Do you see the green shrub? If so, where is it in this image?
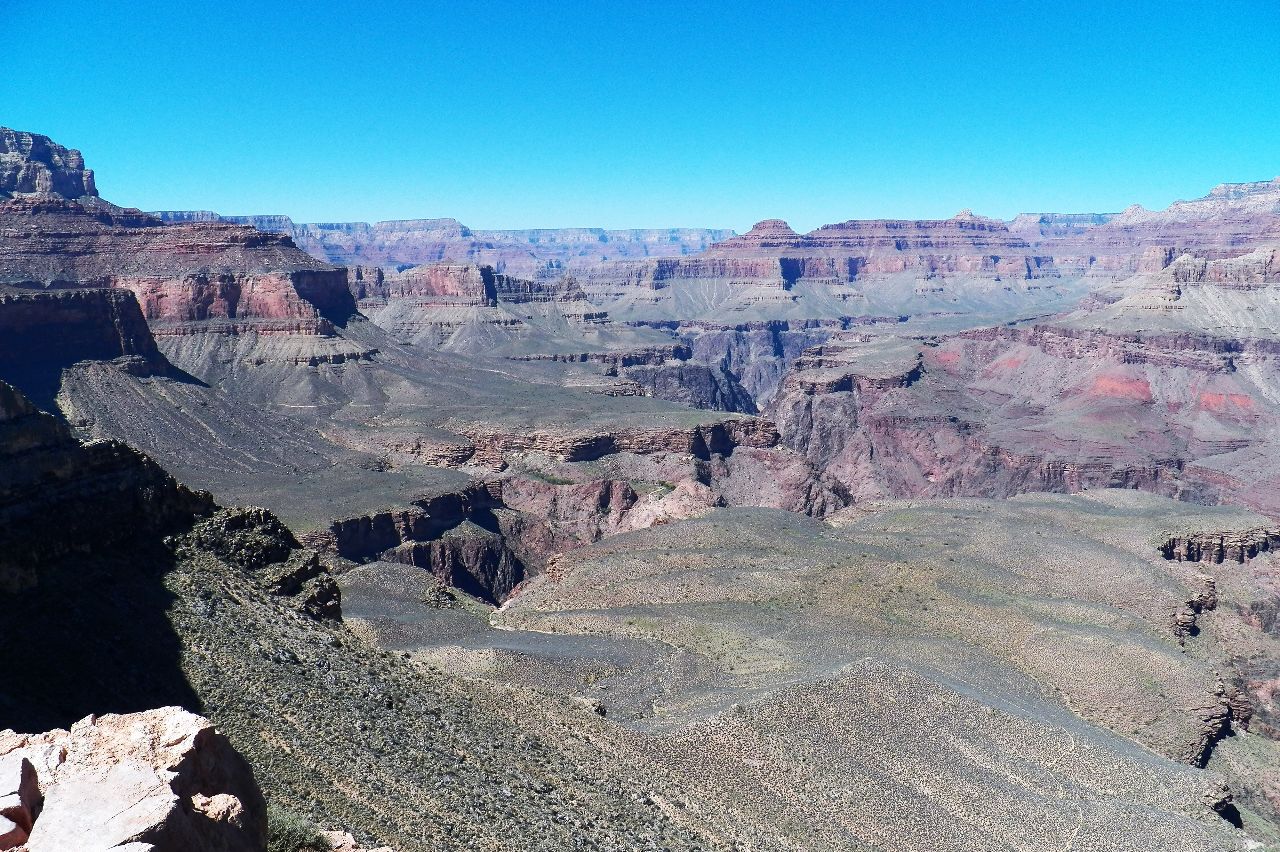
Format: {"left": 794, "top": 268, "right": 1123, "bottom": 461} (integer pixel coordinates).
{"left": 267, "top": 804, "right": 328, "bottom": 852}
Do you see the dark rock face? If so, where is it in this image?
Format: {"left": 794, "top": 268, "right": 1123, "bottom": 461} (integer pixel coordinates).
{"left": 0, "top": 287, "right": 172, "bottom": 408}
{"left": 384, "top": 525, "right": 524, "bottom": 604}
{"left": 0, "top": 128, "right": 97, "bottom": 199}
{"left": 0, "top": 379, "right": 212, "bottom": 592}
{"left": 622, "top": 362, "right": 757, "bottom": 413}
{"left": 305, "top": 483, "right": 526, "bottom": 603}
{"left": 1162, "top": 529, "right": 1280, "bottom": 563}
{"left": 683, "top": 319, "right": 847, "bottom": 405}
{"left": 176, "top": 507, "right": 342, "bottom": 619}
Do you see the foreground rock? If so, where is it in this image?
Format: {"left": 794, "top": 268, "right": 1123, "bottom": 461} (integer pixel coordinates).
{"left": 0, "top": 707, "right": 265, "bottom": 851}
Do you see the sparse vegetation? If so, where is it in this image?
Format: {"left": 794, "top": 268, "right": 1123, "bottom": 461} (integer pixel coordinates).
{"left": 267, "top": 804, "right": 328, "bottom": 852}
{"left": 520, "top": 469, "right": 575, "bottom": 486}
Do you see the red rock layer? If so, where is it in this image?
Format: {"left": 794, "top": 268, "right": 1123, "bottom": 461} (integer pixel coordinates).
{"left": 0, "top": 197, "right": 355, "bottom": 336}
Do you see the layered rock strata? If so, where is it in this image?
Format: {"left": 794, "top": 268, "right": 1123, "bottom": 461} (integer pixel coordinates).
{"left": 771, "top": 247, "right": 1280, "bottom": 514}
{"left": 154, "top": 211, "right": 734, "bottom": 277}
{"left": 0, "top": 129, "right": 97, "bottom": 200}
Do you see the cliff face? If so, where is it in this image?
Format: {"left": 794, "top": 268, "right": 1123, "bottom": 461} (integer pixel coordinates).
{"left": 1028, "top": 180, "right": 1280, "bottom": 278}
{"left": 579, "top": 181, "right": 1280, "bottom": 325}
{"left": 771, "top": 248, "right": 1280, "bottom": 514}
{"left": 0, "top": 127, "right": 357, "bottom": 353}
{"left": 153, "top": 210, "right": 734, "bottom": 278}
{"left": 0, "top": 196, "right": 356, "bottom": 337}
{"left": 0, "top": 379, "right": 211, "bottom": 592}
{"left": 642, "top": 212, "right": 1056, "bottom": 286}
{"left": 0, "top": 133, "right": 369, "bottom": 396}
{"left": 0, "top": 128, "right": 97, "bottom": 200}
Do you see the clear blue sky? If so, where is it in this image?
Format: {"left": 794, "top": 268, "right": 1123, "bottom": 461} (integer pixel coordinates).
{"left": 4, "top": 0, "right": 1278, "bottom": 231}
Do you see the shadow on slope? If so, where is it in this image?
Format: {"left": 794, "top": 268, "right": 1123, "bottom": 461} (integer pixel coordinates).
{"left": 0, "top": 544, "right": 201, "bottom": 732}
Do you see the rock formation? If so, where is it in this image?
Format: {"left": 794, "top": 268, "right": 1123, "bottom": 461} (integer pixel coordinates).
{"left": 770, "top": 246, "right": 1280, "bottom": 515}
{"left": 0, "top": 129, "right": 97, "bottom": 201}
{"left": 6, "top": 123, "right": 1280, "bottom": 848}
{"left": 153, "top": 211, "right": 734, "bottom": 278}
{"left": 0, "top": 707, "right": 266, "bottom": 851}
{"left": 0, "top": 378, "right": 210, "bottom": 592}
{"left": 0, "top": 196, "right": 355, "bottom": 335}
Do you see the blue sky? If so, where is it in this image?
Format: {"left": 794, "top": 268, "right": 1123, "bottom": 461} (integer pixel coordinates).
{"left": 4, "top": 0, "right": 1278, "bottom": 231}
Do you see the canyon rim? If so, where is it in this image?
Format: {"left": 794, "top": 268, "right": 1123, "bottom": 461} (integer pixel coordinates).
{"left": 4, "top": 2, "right": 1280, "bottom": 850}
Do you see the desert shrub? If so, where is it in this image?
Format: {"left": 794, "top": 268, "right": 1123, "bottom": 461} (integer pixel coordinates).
{"left": 267, "top": 803, "right": 328, "bottom": 852}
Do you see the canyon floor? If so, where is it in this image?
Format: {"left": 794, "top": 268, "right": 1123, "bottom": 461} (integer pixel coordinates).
{"left": 3, "top": 126, "right": 1280, "bottom": 850}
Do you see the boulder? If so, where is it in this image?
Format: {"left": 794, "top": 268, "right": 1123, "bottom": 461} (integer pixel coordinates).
{"left": 0, "top": 707, "right": 266, "bottom": 852}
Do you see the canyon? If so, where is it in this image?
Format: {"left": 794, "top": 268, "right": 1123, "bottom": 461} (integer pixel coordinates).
{"left": 3, "top": 124, "right": 1280, "bottom": 849}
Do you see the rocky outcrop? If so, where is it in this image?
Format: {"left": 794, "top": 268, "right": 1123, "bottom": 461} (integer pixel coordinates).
{"left": 323, "top": 830, "right": 394, "bottom": 852}
{"left": 1182, "top": 676, "right": 1254, "bottom": 767}
{"left": 499, "top": 477, "right": 722, "bottom": 547}
{"left": 579, "top": 256, "right": 805, "bottom": 290}
{"left": 175, "top": 508, "right": 341, "bottom": 619}
{"left": 576, "top": 179, "right": 1280, "bottom": 316}
{"left": 0, "top": 129, "right": 96, "bottom": 200}
{"left": 304, "top": 483, "right": 528, "bottom": 602}
{"left": 382, "top": 522, "right": 524, "bottom": 603}
{"left": 0, "top": 379, "right": 211, "bottom": 592}
{"left": 511, "top": 345, "right": 757, "bottom": 412}
{"left": 0, "top": 707, "right": 266, "bottom": 851}
{"left": 492, "top": 272, "right": 590, "bottom": 304}
{"left": 1172, "top": 574, "right": 1218, "bottom": 644}
{"left": 1160, "top": 528, "right": 1280, "bottom": 563}
{"left": 622, "top": 363, "right": 757, "bottom": 412}
{"left": 308, "top": 483, "right": 500, "bottom": 559}
{"left": 463, "top": 417, "right": 779, "bottom": 468}
{"left": 510, "top": 344, "right": 693, "bottom": 369}
{"left": 679, "top": 319, "right": 851, "bottom": 405}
